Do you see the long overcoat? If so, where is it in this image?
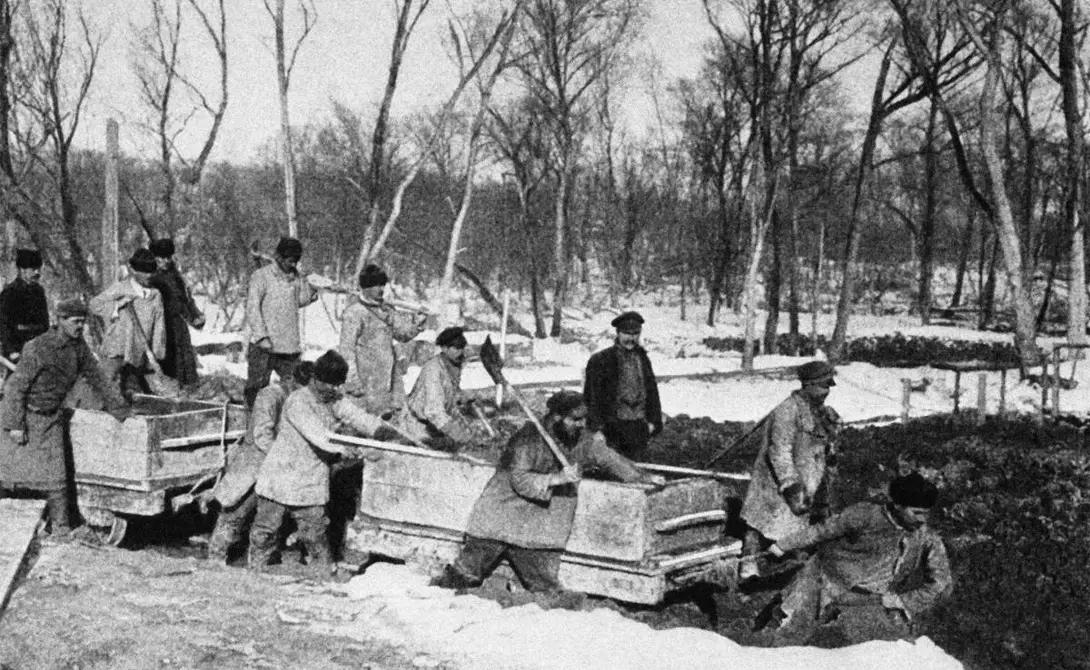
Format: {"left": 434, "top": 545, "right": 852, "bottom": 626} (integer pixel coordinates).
{"left": 0, "top": 277, "right": 49, "bottom": 358}
{"left": 338, "top": 296, "right": 422, "bottom": 414}
{"left": 740, "top": 391, "right": 839, "bottom": 541}
{"left": 150, "top": 263, "right": 203, "bottom": 386}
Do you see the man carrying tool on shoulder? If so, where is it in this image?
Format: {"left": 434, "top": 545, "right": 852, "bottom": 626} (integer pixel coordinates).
{"left": 0, "top": 299, "right": 130, "bottom": 539}
{"left": 207, "top": 360, "right": 314, "bottom": 564}
{"left": 738, "top": 360, "right": 841, "bottom": 581}
{"left": 431, "top": 391, "right": 663, "bottom": 598}
{"left": 248, "top": 350, "right": 384, "bottom": 579}
{"left": 398, "top": 326, "right": 482, "bottom": 451}
{"left": 89, "top": 248, "right": 167, "bottom": 400}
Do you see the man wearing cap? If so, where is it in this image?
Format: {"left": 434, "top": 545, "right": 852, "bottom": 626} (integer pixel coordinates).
{"left": 432, "top": 391, "right": 663, "bottom": 595}
{"left": 89, "top": 248, "right": 167, "bottom": 399}
{"left": 0, "top": 248, "right": 49, "bottom": 367}
{"left": 248, "top": 350, "right": 384, "bottom": 578}
{"left": 763, "top": 472, "right": 953, "bottom": 646}
{"left": 739, "top": 360, "right": 841, "bottom": 580}
{"left": 0, "top": 299, "right": 128, "bottom": 536}
{"left": 583, "top": 311, "right": 663, "bottom": 459}
{"left": 398, "top": 326, "right": 479, "bottom": 450}
{"left": 148, "top": 238, "right": 205, "bottom": 388}
{"left": 244, "top": 236, "right": 319, "bottom": 407}
{"left": 338, "top": 263, "right": 426, "bottom": 417}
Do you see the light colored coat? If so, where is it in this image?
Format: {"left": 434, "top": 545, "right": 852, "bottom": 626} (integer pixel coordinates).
{"left": 245, "top": 263, "right": 318, "bottom": 354}
{"left": 338, "top": 297, "right": 422, "bottom": 413}
{"left": 89, "top": 277, "right": 166, "bottom": 365}
{"left": 399, "top": 353, "right": 473, "bottom": 443}
{"left": 741, "top": 391, "right": 839, "bottom": 541}
{"left": 213, "top": 384, "right": 285, "bottom": 507}
{"left": 255, "top": 386, "right": 381, "bottom": 506}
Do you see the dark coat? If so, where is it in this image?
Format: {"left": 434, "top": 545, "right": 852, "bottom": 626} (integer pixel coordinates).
{"left": 149, "top": 263, "right": 203, "bottom": 386}
{"left": 583, "top": 344, "right": 662, "bottom": 435}
{"left": 0, "top": 278, "right": 49, "bottom": 358}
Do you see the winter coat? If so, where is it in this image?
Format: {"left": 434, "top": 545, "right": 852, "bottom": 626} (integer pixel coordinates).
{"left": 0, "top": 277, "right": 49, "bottom": 358}
{"left": 89, "top": 277, "right": 167, "bottom": 366}
{"left": 338, "top": 296, "right": 423, "bottom": 414}
{"left": 777, "top": 502, "right": 953, "bottom": 619}
{"left": 245, "top": 263, "right": 318, "bottom": 354}
{"left": 213, "top": 384, "right": 286, "bottom": 507}
{"left": 149, "top": 263, "right": 203, "bottom": 386}
{"left": 255, "top": 386, "right": 382, "bottom": 506}
{"left": 741, "top": 391, "right": 840, "bottom": 541}
{"left": 465, "top": 418, "right": 646, "bottom": 549}
{"left": 583, "top": 344, "right": 662, "bottom": 435}
{"left": 398, "top": 354, "right": 474, "bottom": 444}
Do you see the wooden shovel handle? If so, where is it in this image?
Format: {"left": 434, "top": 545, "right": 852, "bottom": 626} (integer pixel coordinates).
{"left": 501, "top": 380, "right": 571, "bottom": 469}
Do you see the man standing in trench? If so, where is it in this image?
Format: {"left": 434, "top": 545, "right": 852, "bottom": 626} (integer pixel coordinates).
{"left": 0, "top": 299, "right": 129, "bottom": 536}
{"left": 739, "top": 360, "right": 841, "bottom": 581}
{"left": 583, "top": 311, "right": 663, "bottom": 460}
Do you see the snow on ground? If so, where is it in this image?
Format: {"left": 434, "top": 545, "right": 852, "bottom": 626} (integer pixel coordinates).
{"left": 310, "top": 563, "right": 963, "bottom": 670}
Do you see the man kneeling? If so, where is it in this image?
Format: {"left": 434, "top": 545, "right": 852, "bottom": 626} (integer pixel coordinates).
{"left": 432, "top": 391, "right": 662, "bottom": 595}
{"left": 764, "top": 472, "right": 953, "bottom": 646}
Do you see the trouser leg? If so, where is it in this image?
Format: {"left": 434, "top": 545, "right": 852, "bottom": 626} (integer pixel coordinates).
{"left": 291, "top": 504, "right": 332, "bottom": 576}
{"left": 100, "top": 357, "right": 126, "bottom": 401}
{"left": 209, "top": 491, "right": 258, "bottom": 561}
{"left": 771, "top": 557, "right": 822, "bottom": 647}
{"left": 248, "top": 496, "right": 286, "bottom": 569}
{"left": 44, "top": 487, "right": 71, "bottom": 532}
{"left": 507, "top": 546, "right": 563, "bottom": 592}
{"left": 244, "top": 346, "right": 273, "bottom": 408}
{"left": 604, "top": 420, "right": 650, "bottom": 459}
{"left": 449, "top": 535, "right": 507, "bottom": 585}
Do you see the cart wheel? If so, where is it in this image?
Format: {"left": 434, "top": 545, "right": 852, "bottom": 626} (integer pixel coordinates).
{"left": 83, "top": 508, "right": 129, "bottom": 547}
{"left": 102, "top": 515, "right": 128, "bottom": 547}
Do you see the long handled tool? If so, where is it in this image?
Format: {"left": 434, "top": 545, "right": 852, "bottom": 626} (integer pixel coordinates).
{"left": 123, "top": 301, "right": 181, "bottom": 398}
{"left": 479, "top": 335, "right": 570, "bottom": 468}
{"left": 702, "top": 414, "right": 770, "bottom": 469}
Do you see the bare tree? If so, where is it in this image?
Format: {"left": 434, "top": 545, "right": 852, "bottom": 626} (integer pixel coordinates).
{"left": 131, "top": 0, "right": 228, "bottom": 235}
{"left": 262, "top": 0, "right": 315, "bottom": 237}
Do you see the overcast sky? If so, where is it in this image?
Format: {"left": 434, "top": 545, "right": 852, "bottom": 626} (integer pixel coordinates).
{"left": 76, "top": 0, "right": 729, "bottom": 164}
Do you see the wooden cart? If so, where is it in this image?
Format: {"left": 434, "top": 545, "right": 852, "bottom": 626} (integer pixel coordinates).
{"left": 70, "top": 395, "right": 249, "bottom": 545}
{"left": 340, "top": 436, "right": 743, "bottom": 605}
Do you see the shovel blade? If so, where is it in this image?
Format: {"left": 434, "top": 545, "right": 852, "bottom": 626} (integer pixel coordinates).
{"left": 479, "top": 335, "right": 505, "bottom": 385}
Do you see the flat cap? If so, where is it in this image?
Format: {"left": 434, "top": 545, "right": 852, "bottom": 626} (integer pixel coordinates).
{"left": 275, "top": 237, "right": 303, "bottom": 259}
{"left": 15, "top": 248, "right": 42, "bottom": 269}
{"left": 797, "top": 360, "right": 836, "bottom": 386}
{"left": 55, "top": 298, "right": 89, "bottom": 319}
{"left": 889, "top": 472, "right": 939, "bottom": 508}
{"left": 611, "top": 311, "right": 645, "bottom": 332}
{"left": 128, "top": 248, "right": 157, "bottom": 273}
{"left": 435, "top": 326, "right": 467, "bottom": 348}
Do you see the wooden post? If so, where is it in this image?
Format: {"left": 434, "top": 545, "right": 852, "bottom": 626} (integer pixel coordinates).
{"left": 952, "top": 371, "right": 961, "bottom": 413}
{"left": 100, "top": 119, "right": 120, "bottom": 288}
{"left": 495, "top": 288, "right": 511, "bottom": 408}
{"left": 1041, "top": 354, "right": 1049, "bottom": 418}
{"left": 901, "top": 378, "right": 911, "bottom": 423}
{"left": 1053, "top": 344, "right": 1063, "bottom": 416}
{"left": 999, "top": 369, "right": 1007, "bottom": 414}
{"left": 976, "top": 373, "right": 987, "bottom": 425}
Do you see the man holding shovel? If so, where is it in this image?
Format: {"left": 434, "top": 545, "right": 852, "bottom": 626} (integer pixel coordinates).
{"left": 398, "top": 326, "right": 480, "bottom": 451}
{"left": 1, "top": 299, "right": 129, "bottom": 537}
{"left": 432, "top": 391, "right": 662, "bottom": 595}
{"left": 89, "top": 248, "right": 167, "bottom": 400}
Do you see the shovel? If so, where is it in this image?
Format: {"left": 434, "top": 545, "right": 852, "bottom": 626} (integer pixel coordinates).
{"left": 479, "top": 335, "right": 570, "bottom": 468}
{"left": 123, "top": 301, "right": 181, "bottom": 398}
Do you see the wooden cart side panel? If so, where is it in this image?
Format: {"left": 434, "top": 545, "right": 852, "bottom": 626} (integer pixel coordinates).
{"left": 70, "top": 411, "right": 151, "bottom": 481}
{"left": 567, "top": 481, "right": 649, "bottom": 562}
{"left": 643, "top": 478, "right": 730, "bottom": 555}
{"left": 359, "top": 454, "right": 494, "bottom": 531}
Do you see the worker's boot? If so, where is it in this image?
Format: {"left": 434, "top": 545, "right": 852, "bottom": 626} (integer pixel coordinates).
{"left": 739, "top": 528, "right": 763, "bottom": 581}
{"left": 430, "top": 564, "right": 481, "bottom": 590}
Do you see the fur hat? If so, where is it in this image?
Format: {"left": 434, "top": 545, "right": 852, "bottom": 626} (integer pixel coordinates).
{"left": 889, "top": 472, "right": 939, "bottom": 508}
{"left": 150, "top": 238, "right": 175, "bottom": 258}
{"left": 128, "top": 248, "right": 157, "bottom": 273}
{"left": 55, "top": 298, "right": 89, "bottom": 319}
{"left": 358, "top": 264, "right": 389, "bottom": 290}
{"left": 797, "top": 361, "right": 836, "bottom": 386}
{"left": 292, "top": 360, "right": 315, "bottom": 386}
{"left": 312, "top": 350, "right": 348, "bottom": 386}
{"left": 275, "top": 236, "right": 303, "bottom": 259}
{"left": 435, "top": 326, "right": 467, "bottom": 348}
{"left": 546, "top": 391, "right": 585, "bottom": 417}
{"left": 15, "top": 248, "right": 43, "bottom": 270}
{"left": 611, "top": 311, "right": 644, "bottom": 332}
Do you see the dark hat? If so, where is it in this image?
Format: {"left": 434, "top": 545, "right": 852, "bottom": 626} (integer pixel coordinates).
{"left": 150, "top": 238, "right": 175, "bottom": 258}
{"left": 292, "top": 360, "right": 315, "bottom": 386}
{"left": 55, "top": 298, "right": 89, "bottom": 319}
{"left": 546, "top": 390, "right": 585, "bottom": 417}
{"left": 889, "top": 472, "right": 939, "bottom": 509}
{"left": 128, "top": 248, "right": 157, "bottom": 273}
{"left": 275, "top": 236, "right": 303, "bottom": 259}
{"left": 15, "top": 248, "right": 42, "bottom": 269}
{"left": 436, "top": 326, "right": 467, "bottom": 348}
{"left": 313, "top": 350, "right": 348, "bottom": 386}
{"left": 797, "top": 360, "right": 836, "bottom": 386}
{"left": 358, "top": 264, "right": 389, "bottom": 289}
{"left": 611, "top": 311, "right": 645, "bottom": 332}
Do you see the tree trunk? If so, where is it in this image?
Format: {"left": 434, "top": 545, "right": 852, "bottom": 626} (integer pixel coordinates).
{"left": 549, "top": 158, "right": 571, "bottom": 338}
{"left": 1060, "top": 0, "right": 1086, "bottom": 344}
{"left": 272, "top": 0, "right": 298, "bottom": 237}
{"left": 918, "top": 98, "right": 939, "bottom": 325}
{"left": 950, "top": 210, "right": 974, "bottom": 308}
{"left": 762, "top": 208, "right": 782, "bottom": 355}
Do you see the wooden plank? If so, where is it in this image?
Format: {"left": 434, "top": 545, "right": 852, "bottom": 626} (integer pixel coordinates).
{"left": 0, "top": 499, "right": 46, "bottom": 618}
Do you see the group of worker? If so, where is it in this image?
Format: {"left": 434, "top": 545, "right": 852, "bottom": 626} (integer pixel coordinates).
{"left": 0, "top": 236, "right": 953, "bottom": 646}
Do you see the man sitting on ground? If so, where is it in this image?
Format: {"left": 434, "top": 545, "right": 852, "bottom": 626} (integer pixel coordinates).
{"left": 763, "top": 471, "right": 953, "bottom": 646}
{"left": 431, "top": 391, "right": 663, "bottom": 597}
